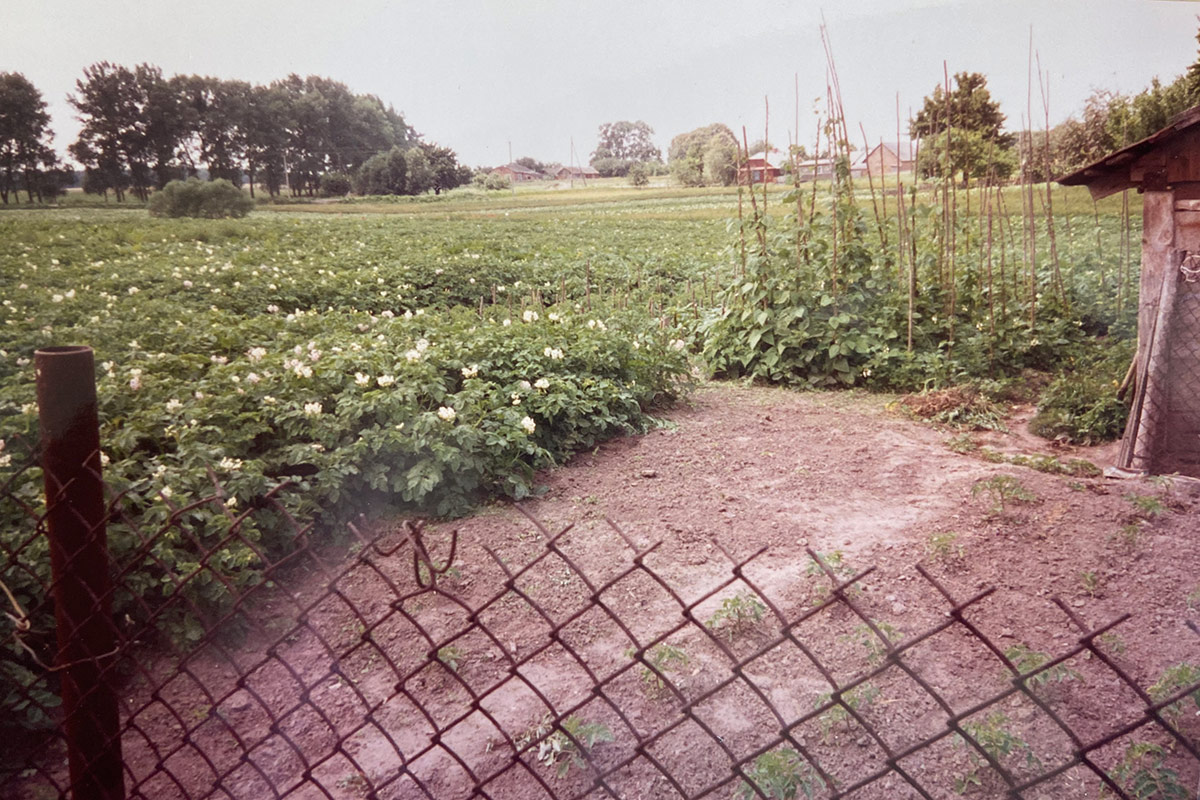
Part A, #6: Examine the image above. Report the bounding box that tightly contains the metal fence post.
[36,345,124,800]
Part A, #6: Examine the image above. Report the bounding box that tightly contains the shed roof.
[1057,105,1200,198]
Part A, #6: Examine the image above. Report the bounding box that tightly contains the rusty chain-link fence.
[3,438,1200,799]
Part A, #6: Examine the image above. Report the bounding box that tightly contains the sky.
[4,0,1200,169]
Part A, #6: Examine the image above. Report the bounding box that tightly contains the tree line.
[0,64,473,204]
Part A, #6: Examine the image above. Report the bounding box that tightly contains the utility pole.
[508,140,515,195]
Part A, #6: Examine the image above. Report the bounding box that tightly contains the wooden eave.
[1057,105,1200,199]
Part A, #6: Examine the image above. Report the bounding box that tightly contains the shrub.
[319,172,352,197]
[1030,339,1132,444]
[628,162,649,187]
[483,171,510,191]
[148,178,253,219]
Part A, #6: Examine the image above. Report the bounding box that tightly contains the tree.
[421,142,471,194]
[668,123,739,187]
[591,120,661,175]
[354,146,407,195]
[0,72,59,204]
[69,62,143,201]
[628,161,649,187]
[911,72,1016,186]
[404,145,434,194]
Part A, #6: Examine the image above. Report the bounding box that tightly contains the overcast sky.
[4,0,1200,168]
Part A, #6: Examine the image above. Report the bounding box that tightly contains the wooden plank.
[1121,190,1175,471]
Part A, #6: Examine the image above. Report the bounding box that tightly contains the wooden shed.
[1059,106,1200,477]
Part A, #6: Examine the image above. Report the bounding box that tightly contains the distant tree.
[668,123,739,187]
[515,156,547,174]
[421,141,472,194]
[911,72,1015,187]
[590,156,631,177]
[319,171,351,197]
[404,145,434,194]
[177,76,253,186]
[591,120,661,169]
[354,146,407,195]
[137,65,190,189]
[0,72,59,204]
[69,62,143,201]
[627,161,649,187]
[242,84,289,197]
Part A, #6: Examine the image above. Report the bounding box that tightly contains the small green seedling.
[1148,662,1200,722]
[706,592,767,641]
[536,715,614,778]
[1078,571,1102,598]
[1106,741,1191,800]
[1004,644,1082,687]
[1111,522,1144,550]
[437,645,464,673]
[735,748,824,800]
[625,643,689,697]
[972,475,1036,516]
[1126,493,1167,519]
[842,620,904,667]
[954,712,1039,794]
[1187,585,1200,611]
[815,682,881,742]
[927,531,964,562]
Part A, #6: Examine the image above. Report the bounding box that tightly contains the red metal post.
[35,345,124,800]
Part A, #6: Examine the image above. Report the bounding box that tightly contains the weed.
[927,531,964,562]
[536,715,614,779]
[953,712,1039,794]
[735,748,825,800]
[335,772,370,796]
[843,621,904,667]
[1098,632,1127,655]
[1004,644,1082,687]
[1147,663,1200,722]
[1078,571,1102,598]
[1126,493,1167,519]
[437,645,465,673]
[946,433,978,454]
[979,448,1007,463]
[1187,585,1200,611]
[1111,522,1144,550]
[806,550,854,580]
[806,550,861,603]
[815,682,881,742]
[1107,741,1191,799]
[706,592,767,640]
[625,643,689,697]
[972,475,1037,516]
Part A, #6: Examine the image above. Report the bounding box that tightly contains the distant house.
[859,142,916,178]
[491,163,543,182]
[738,154,783,185]
[790,157,838,183]
[555,165,601,180]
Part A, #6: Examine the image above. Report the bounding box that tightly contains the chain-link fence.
[1122,251,1200,477]
[3,447,1200,800]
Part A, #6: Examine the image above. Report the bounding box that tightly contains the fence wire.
[2,454,1199,800]
[1125,253,1200,477]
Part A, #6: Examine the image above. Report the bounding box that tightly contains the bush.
[628,162,649,187]
[148,178,253,218]
[1030,339,1132,443]
[320,172,352,197]
[483,172,510,191]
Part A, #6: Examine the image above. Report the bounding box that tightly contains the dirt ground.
[12,382,1200,800]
